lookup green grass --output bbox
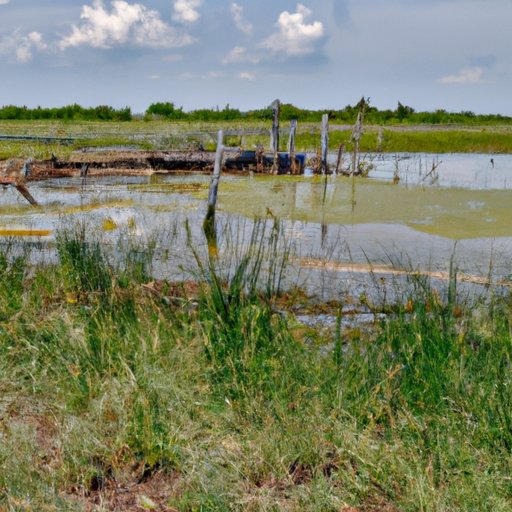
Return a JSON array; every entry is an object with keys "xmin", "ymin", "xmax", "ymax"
[
  {"xmin": 2, "ymin": 120, "xmax": 512, "ymax": 160},
  {"xmin": 0, "ymin": 222, "xmax": 512, "ymax": 510}
]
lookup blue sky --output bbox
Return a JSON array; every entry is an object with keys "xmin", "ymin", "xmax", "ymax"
[{"xmin": 0, "ymin": 0, "xmax": 510, "ymax": 114}]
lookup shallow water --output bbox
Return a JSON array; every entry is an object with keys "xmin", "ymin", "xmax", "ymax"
[
  {"xmin": 366, "ymin": 152, "xmax": 511, "ymax": 189},
  {"xmin": 0, "ymin": 153, "xmax": 511, "ymax": 302}
]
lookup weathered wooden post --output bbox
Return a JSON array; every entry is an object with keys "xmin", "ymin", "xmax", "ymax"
[
  {"xmin": 270, "ymin": 99, "xmax": 280, "ymax": 174},
  {"xmin": 351, "ymin": 98, "xmax": 367, "ymax": 176},
  {"xmin": 21, "ymin": 158, "xmax": 32, "ymax": 178},
  {"xmin": 321, "ymin": 113, "xmax": 329, "ymax": 174},
  {"xmin": 80, "ymin": 163, "xmax": 89, "ymax": 188},
  {"xmin": 351, "ymin": 111, "xmax": 363, "ymax": 176},
  {"xmin": 288, "ymin": 119, "xmax": 297, "ymax": 174},
  {"xmin": 256, "ymin": 144, "xmax": 264, "ymax": 173},
  {"xmin": 203, "ymin": 130, "xmax": 224, "ymax": 250},
  {"xmin": 334, "ymin": 144, "xmax": 344, "ymax": 176}
]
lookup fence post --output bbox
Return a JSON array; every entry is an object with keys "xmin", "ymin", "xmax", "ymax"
[
  {"xmin": 270, "ymin": 99, "xmax": 280, "ymax": 174},
  {"xmin": 351, "ymin": 111, "xmax": 363, "ymax": 176},
  {"xmin": 334, "ymin": 144, "xmax": 344, "ymax": 176},
  {"xmin": 288, "ymin": 119, "xmax": 297, "ymax": 174},
  {"xmin": 203, "ymin": 130, "xmax": 224, "ymax": 250},
  {"xmin": 321, "ymin": 114, "xmax": 329, "ymax": 174}
]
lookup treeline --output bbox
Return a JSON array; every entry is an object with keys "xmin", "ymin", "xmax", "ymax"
[
  {"xmin": 0, "ymin": 104, "xmax": 132, "ymax": 121},
  {"xmin": 144, "ymin": 101, "xmax": 512, "ymax": 125},
  {"xmin": 1, "ymin": 101, "xmax": 512, "ymax": 125}
]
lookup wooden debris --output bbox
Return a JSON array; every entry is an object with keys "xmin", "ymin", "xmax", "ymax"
[{"xmin": 15, "ymin": 184, "xmax": 38, "ymax": 206}]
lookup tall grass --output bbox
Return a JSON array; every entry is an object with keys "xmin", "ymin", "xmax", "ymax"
[{"xmin": 0, "ymin": 222, "xmax": 512, "ymax": 510}]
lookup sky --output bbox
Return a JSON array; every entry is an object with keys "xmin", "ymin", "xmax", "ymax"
[{"xmin": 0, "ymin": 0, "xmax": 510, "ymax": 114}]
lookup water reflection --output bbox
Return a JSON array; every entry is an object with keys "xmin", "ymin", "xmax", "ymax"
[{"xmin": 365, "ymin": 153, "xmax": 511, "ymax": 189}]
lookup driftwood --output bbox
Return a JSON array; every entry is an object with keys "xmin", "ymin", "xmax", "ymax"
[
  {"xmin": 15, "ymin": 184, "xmax": 38, "ymax": 206},
  {"xmin": 0, "ymin": 159, "xmax": 39, "ymax": 205}
]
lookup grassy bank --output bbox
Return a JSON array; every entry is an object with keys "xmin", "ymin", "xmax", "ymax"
[
  {"xmin": 0, "ymin": 222, "xmax": 512, "ymax": 511},
  {"xmin": 1, "ymin": 120, "xmax": 512, "ymax": 160}
]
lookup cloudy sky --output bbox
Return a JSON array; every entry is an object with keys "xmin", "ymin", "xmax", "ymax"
[{"xmin": 0, "ymin": 0, "xmax": 510, "ymax": 114}]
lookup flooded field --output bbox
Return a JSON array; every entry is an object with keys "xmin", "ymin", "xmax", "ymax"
[{"xmin": 0, "ymin": 152, "xmax": 511, "ymax": 304}]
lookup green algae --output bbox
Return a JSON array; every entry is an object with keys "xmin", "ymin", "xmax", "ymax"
[{"xmin": 215, "ymin": 176, "xmax": 512, "ymax": 240}]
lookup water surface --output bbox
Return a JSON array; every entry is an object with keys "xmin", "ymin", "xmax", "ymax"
[{"xmin": 0, "ymin": 153, "xmax": 510, "ymax": 301}]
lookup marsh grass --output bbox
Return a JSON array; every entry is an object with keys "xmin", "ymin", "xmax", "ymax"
[
  {"xmin": 2, "ymin": 120, "xmax": 512, "ymax": 160},
  {"xmin": 1, "ymin": 221, "xmax": 512, "ymax": 510}
]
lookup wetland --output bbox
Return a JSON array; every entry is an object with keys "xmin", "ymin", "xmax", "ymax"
[{"xmin": 3, "ymin": 120, "xmax": 512, "ymax": 511}]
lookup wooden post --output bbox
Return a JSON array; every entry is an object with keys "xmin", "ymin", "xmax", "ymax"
[
  {"xmin": 351, "ymin": 99, "xmax": 366, "ymax": 176},
  {"xmin": 270, "ymin": 99, "xmax": 280, "ymax": 174},
  {"xmin": 334, "ymin": 144, "xmax": 344, "ymax": 175},
  {"xmin": 288, "ymin": 119, "xmax": 297, "ymax": 174},
  {"xmin": 80, "ymin": 163, "xmax": 89, "ymax": 188},
  {"xmin": 321, "ymin": 114, "xmax": 329, "ymax": 175},
  {"xmin": 21, "ymin": 158, "xmax": 32, "ymax": 178},
  {"xmin": 351, "ymin": 111, "xmax": 363, "ymax": 176},
  {"xmin": 203, "ymin": 130, "xmax": 224, "ymax": 250},
  {"xmin": 256, "ymin": 144, "xmax": 264, "ymax": 173}
]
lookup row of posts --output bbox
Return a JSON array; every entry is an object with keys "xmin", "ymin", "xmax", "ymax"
[
  {"xmin": 270, "ymin": 99, "xmax": 358, "ymax": 176},
  {"xmin": 204, "ymin": 100, "xmax": 366, "ymax": 248}
]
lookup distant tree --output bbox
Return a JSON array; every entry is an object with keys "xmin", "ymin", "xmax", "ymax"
[
  {"xmin": 146, "ymin": 102, "xmax": 185, "ymax": 120},
  {"xmin": 395, "ymin": 102, "xmax": 415, "ymax": 121}
]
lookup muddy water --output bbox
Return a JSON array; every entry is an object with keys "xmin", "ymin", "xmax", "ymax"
[{"xmin": 0, "ymin": 154, "xmax": 510, "ymax": 303}]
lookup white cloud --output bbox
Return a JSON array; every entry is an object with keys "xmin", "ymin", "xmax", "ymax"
[
  {"xmin": 173, "ymin": 0, "xmax": 201, "ymax": 24},
  {"xmin": 222, "ymin": 46, "xmax": 259, "ymax": 65},
  {"xmin": 0, "ymin": 31, "xmax": 47, "ymax": 63},
  {"xmin": 0, "ymin": 1, "xmax": 10, "ymax": 5},
  {"xmin": 230, "ymin": 3, "xmax": 252, "ymax": 35},
  {"xmin": 59, "ymin": 0, "xmax": 193, "ymax": 50},
  {"xmin": 149, "ymin": 74, "xmax": 160, "ymax": 80},
  {"xmin": 438, "ymin": 67, "xmax": 486, "ymax": 85},
  {"xmin": 261, "ymin": 3, "xmax": 324, "ymax": 56},
  {"xmin": 239, "ymin": 71, "xmax": 255, "ymax": 81}
]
